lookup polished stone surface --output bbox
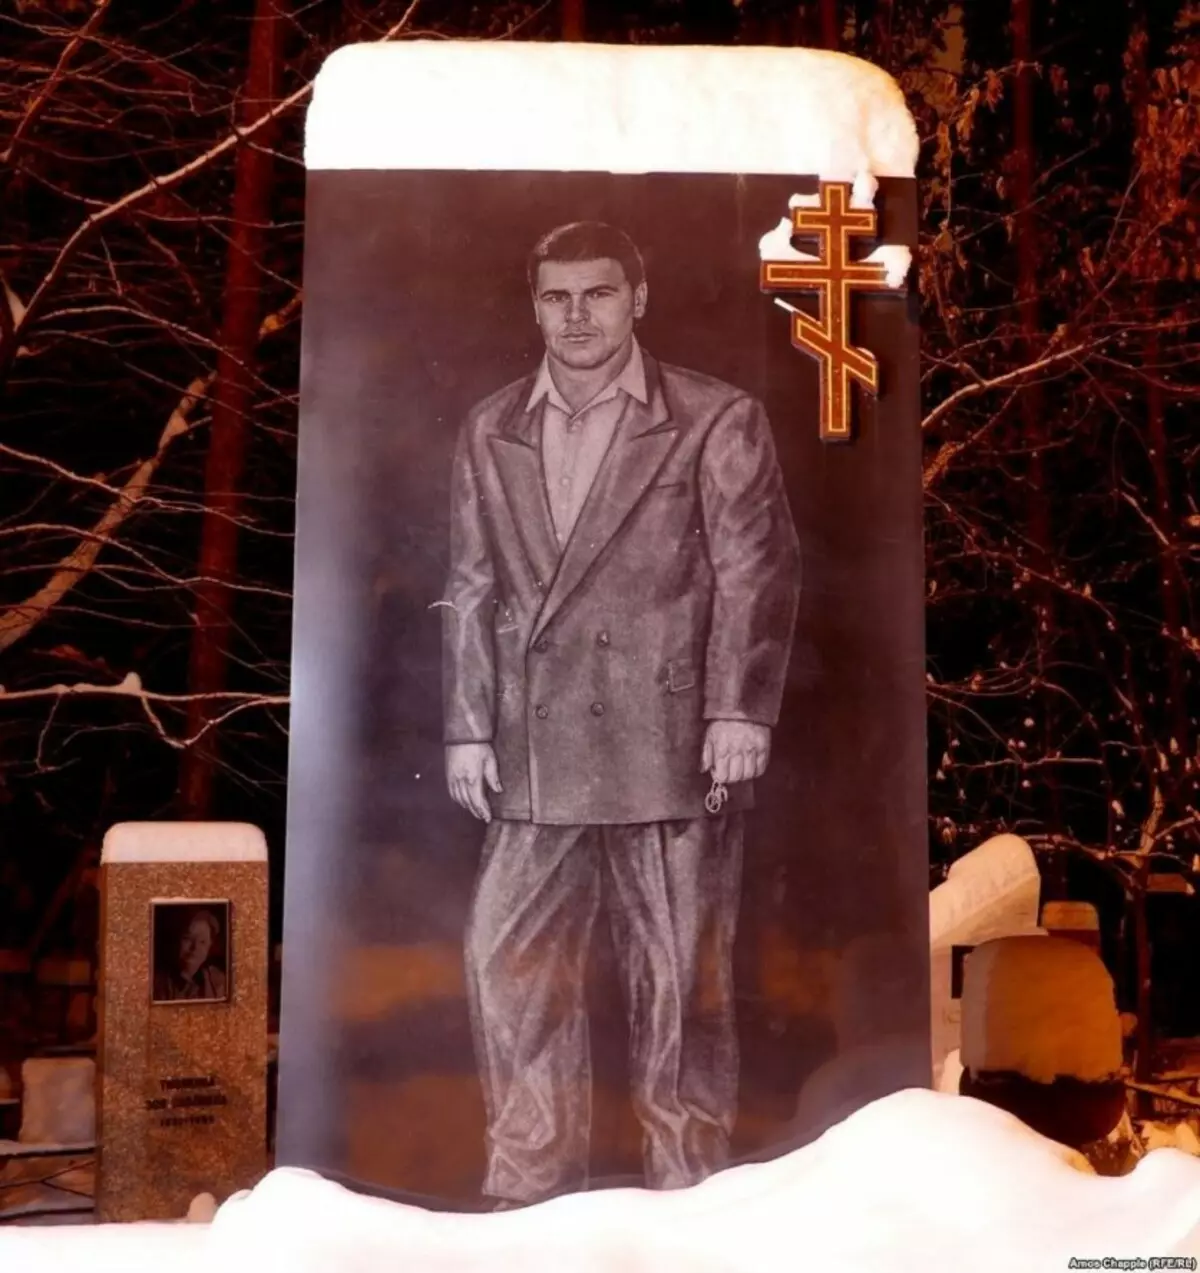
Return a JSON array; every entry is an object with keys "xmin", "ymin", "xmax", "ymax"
[{"xmin": 279, "ymin": 168, "xmax": 929, "ymax": 1205}]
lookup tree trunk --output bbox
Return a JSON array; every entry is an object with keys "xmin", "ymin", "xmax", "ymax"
[
  {"xmin": 1132, "ymin": 863, "xmax": 1154, "ymax": 1114},
  {"xmin": 1012, "ymin": 0, "xmax": 1064, "ymax": 893},
  {"xmin": 1127, "ymin": 18, "xmax": 1191, "ymax": 804},
  {"xmin": 868, "ymin": 0, "xmax": 895, "ymax": 65},
  {"xmin": 820, "ymin": 0, "xmax": 841, "ymax": 50},
  {"xmin": 561, "ymin": 0, "xmax": 584, "ymax": 41},
  {"xmin": 1146, "ymin": 331, "xmax": 1189, "ymax": 767},
  {"xmin": 177, "ymin": 0, "xmax": 286, "ymax": 817}
]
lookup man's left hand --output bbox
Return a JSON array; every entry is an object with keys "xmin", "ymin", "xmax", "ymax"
[{"xmin": 702, "ymin": 720, "xmax": 772, "ymax": 785}]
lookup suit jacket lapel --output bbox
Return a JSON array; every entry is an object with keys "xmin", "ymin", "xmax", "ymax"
[
  {"xmin": 534, "ymin": 359, "xmax": 677, "ymax": 641},
  {"xmin": 487, "ymin": 385, "xmax": 561, "ymax": 594}
]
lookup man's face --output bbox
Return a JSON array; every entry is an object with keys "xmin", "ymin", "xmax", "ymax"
[{"xmin": 533, "ymin": 258, "xmax": 647, "ymax": 370}]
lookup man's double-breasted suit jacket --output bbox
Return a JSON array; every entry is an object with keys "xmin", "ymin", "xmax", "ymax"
[{"xmin": 443, "ymin": 352, "xmax": 801, "ymax": 825}]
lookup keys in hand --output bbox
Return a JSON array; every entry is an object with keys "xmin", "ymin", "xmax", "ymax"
[{"xmin": 701, "ymin": 720, "xmax": 771, "ymax": 785}]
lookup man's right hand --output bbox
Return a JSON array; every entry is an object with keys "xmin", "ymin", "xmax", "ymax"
[{"xmin": 445, "ymin": 743, "xmax": 502, "ymax": 822}]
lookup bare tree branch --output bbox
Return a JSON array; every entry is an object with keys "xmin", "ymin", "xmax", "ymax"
[
  {"xmin": 0, "ymin": 291, "xmax": 301, "ymax": 654},
  {"xmin": 0, "ymin": 1, "xmax": 420, "ymax": 365},
  {"xmin": 0, "ymin": 377, "xmax": 204, "ymax": 655},
  {"xmin": 0, "ymin": 0, "xmax": 113, "ymax": 167},
  {"xmin": 921, "ymin": 339, "xmax": 1094, "ymax": 436},
  {"xmin": 0, "ymin": 674, "xmax": 289, "ymax": 751}
]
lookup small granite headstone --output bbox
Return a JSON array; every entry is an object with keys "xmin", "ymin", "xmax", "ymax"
[{"xmin": 96, "ymin": 822, "xmax": 268, "ymax": 1221}]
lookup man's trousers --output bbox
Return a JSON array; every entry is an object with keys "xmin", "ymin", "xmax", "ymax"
[{"xmin": 464, "ymin": 814, "xmax": 743, "ymax": 1203}]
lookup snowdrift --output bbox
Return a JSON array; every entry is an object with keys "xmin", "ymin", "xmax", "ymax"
[{"xmin": 4, "ymin": 1089, "xmax": 1199, "ymax": 1273}]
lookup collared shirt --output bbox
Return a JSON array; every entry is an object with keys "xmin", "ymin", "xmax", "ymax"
[{"xmin": 528, "ymin": 339, "xmax": 648, "ymax": 547}]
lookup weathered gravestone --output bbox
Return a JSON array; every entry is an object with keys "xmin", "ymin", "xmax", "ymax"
[
  {"xmin": 0, "ymin": 1056, "xmax": 96, "ymax": 1221},
  {"xmin": 96, "ymin": 822, "xmax": 268, "ymax": 1221},
  {"xmin": 280, "ymin": 40, "xmax": 930, "ymax": 1206},
  {"xmin": 929, "ymin": 833, "xmax": 1045, "ymax": 1089}
]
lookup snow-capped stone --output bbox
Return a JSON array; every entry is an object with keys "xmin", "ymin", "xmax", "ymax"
[
  {"xmin": 961, "ymin": 936, "xmax": 1122, "ymax": 1083},
  {"xmin": 306, "ymin": 42, "xmax": 919, "ymax": 179},
  {"xmin": 930, "ymin": 833, "xmax": 1045, "ymax": 1086}
]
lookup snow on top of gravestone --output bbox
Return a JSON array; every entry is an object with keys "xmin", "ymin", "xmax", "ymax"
[
  {"xmin": 929, "ymin": 833, "xmax": 1042, "ymax": 945},
  {"xmin": 305, "ymin": 41, "xmax": 918, "ymax": 178},
  {"xmin": 101, "ymin": 822, "xmax": 266, "ymax": 864}
]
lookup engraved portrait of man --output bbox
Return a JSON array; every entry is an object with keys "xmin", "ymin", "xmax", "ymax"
[{"xmin": 441, "ymin": 221, "xmax": 801, "ymax": 1207}]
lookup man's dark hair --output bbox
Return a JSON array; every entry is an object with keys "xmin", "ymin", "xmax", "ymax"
[{"xmin": 527, "ymin": 221, "xmax": 646, "ymax": 293}]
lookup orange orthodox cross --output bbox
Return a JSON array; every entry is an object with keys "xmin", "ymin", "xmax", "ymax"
[{"xmin": 760, "ymin": 181, "xmax": 902, "ymax": 442}]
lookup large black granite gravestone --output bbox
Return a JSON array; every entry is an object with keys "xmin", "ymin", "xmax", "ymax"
[{"xmin": 278, "ymin": 43, "xmax": 929, "ymax": 1209}]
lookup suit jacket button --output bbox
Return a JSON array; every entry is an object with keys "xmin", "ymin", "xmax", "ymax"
[
  {"xmin": 596, "ymin": 631, "xmax": 610, "ymax": 647},
  {"xmin": 590, "ymin": 702, "xmax": 605, "ymax": 716},
  {"xmin": 535, "ymin": 704, "xmax": 549, "ymax": 719},
  {"xmin": 533, "ymin": 637, "xmax": 550, "ymax": 653}
]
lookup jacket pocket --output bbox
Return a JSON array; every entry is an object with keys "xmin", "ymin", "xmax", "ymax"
[{"xmin": 665, "ymin": 657, "xmax": 697, "ymax": 694}]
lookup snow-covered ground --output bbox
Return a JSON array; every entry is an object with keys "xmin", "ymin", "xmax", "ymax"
[{"xmin": 4, "ymin": 1089, "xmax": 1200, "ymax": 1273}]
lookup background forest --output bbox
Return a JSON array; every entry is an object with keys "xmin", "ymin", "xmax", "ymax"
[{"xmin": 0, "ymin": 1, "xmax": 1197, "ymax": 1042}]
